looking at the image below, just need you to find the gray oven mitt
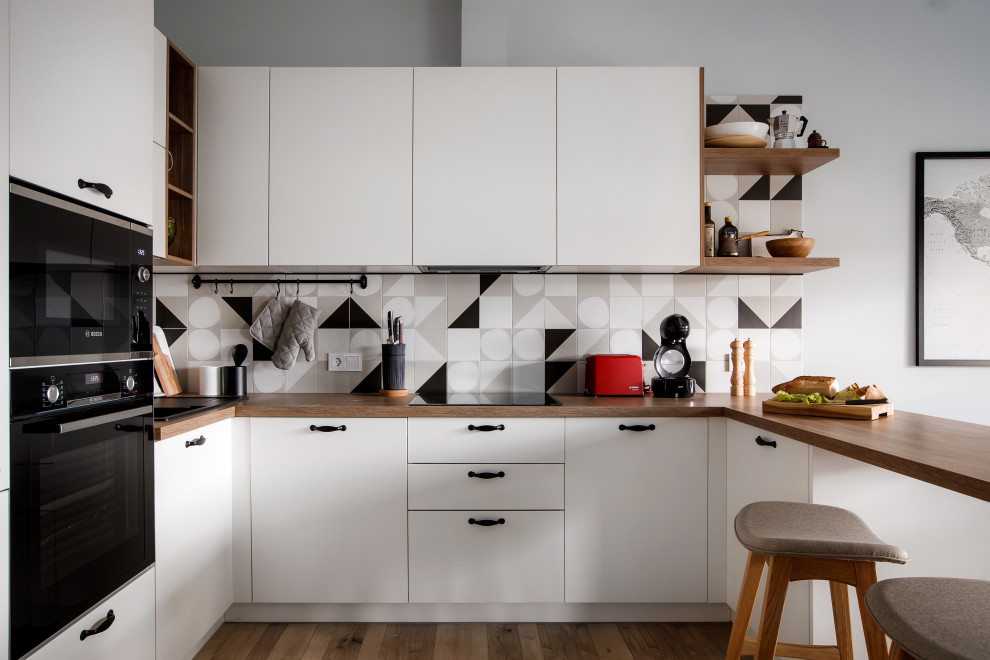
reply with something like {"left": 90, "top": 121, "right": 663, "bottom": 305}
{"left": 250, "top": 297, "right": 291, "bottom": 351}
{"left": 272, "top": 300, "right": 319, "bottom": 370}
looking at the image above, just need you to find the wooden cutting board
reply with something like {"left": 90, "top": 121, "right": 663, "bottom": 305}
{"left": 762, "top": 399, "right": 894, "bottom": 421}
{"left": 153, "top": 332, "right": 183, "bottom": 396}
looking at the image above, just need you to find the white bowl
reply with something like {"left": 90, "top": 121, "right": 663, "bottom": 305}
{"left": 704, "top": 121, "right": 769, "bottom": 139}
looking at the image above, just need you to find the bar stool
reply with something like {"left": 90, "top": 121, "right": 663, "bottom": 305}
{"left": 865, "top": 577, "right": 990, "bottom": 660}
{"left": 726, "top": 501, "right": 909, "bottom": 660}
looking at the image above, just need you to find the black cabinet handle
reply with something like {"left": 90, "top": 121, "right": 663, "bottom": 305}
{"left": 468, "top": 518, "right": 506, "bottom": 526}
{"left": 619, "top": 424, "right": 656, "bottom": 432}
{"left": 310, "top": 424, "right": 347, "bottom": 432}
{"left": 77, "top": 178, "right": 113, "bottom": 199}
{"left": 468, "top": 471, "right": 505, "bottom": 479}
{"left": 114, "top": 423, "right": 144, "bottom": 433}
{"left": 80, "top": 609, "right": 115, "bottom": 640}
{"left": 755, "top": 436, "right": 777, "bottom": 448}
{"left": 467, "top": 424, "right": 504, "bottom": 432}
{"left": 185, "top": 435, "right": 206, "bottom": 448}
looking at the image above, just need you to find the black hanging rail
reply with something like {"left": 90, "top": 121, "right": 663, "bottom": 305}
{"left": 189, "top": 273, "right": 368, "bottom": 294}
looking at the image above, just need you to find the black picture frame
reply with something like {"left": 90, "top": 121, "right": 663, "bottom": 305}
{"left": 916, "top": 151, "right": 990, "bottom": 366}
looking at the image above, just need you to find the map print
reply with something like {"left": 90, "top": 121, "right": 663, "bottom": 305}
{"left": 924, "top": 174, "right": 990, "bottom": 265}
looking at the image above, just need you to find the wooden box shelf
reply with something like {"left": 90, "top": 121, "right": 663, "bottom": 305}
{"left": 685, "top": 256, "right": 840, "bottom": 275}
{"left": 161, "top": 41, "right": 196, "bottom": 265}
{"left": 704, "top": 148, "right": 839, "bottom": 175}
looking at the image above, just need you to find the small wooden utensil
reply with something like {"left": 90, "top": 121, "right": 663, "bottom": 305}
{"left": 736, "top": 230, "right": 770, "bottom": 241}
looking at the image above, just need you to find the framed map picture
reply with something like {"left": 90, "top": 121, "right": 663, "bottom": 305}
{"left": 917, "top": 152, "right": 990, "bottom": 365}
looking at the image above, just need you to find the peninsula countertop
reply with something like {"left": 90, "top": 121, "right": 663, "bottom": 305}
{"left": 154, "top": 393, "right": 990, "bottom": 503}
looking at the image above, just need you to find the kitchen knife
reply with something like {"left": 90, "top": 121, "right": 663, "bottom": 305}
{"left": 387, "top": 311, "right": 393, "bottom": 344}
{"left": 846, "top": 399, "right": 889, "bottom": 405}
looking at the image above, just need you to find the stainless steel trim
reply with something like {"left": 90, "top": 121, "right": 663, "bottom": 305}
{"left": 10, "top": 352, "right": 153, "bottom": 369}
{"left": 26, "top": 405, "right": 153, "bottom": 434}
{"left": 418, "top": 265, "right": 550, "bottom": 274}
{"left": 10, "top": 182, "right": 153, "bottom": 234}
{"left": 66, "top": 392, "right": 122, "bottom": 408}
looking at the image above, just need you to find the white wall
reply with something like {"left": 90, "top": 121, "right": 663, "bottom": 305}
{"left": 493, "top": 0, "right": 990, "bottom": 425}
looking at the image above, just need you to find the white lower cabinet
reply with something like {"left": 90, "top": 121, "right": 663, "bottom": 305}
{"left": 725, "top": 420, "right": 811, "bottom": 643}
{"left": 0, "top": 491, "right": 8, "bottom": 660}
{"left": 409, "top": 511, "right": 564, "bottom": 603}
{"left": 250, "top": 418, "right": 408, "bottom": 603}
{"left": 27, "top": 568, "right": 155, "bottom": 660}
{"left": 155, "top": 421, "right": 233, "bottom": 660}
{"left": 565, "top": 418, "right": 709, "bottom": 603}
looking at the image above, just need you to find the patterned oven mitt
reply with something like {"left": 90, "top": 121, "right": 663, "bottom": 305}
{"left": 250, "top": 297, "right": 291, "bottom": 351}
{"left": 272, "top": 300, "right": 319, "bottom": 370}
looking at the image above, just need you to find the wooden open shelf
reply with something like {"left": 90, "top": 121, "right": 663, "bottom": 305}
{"left": 685, "top": 257, "right": 840, "bottom": 275}
{"left": 704, "top": 148, "right": 840, "bottom": 175}
{"left": 162, "top": 41, "right": 196, "bottom": 265}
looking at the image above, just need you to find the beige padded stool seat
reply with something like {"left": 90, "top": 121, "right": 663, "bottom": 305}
{"left": 866, "top": 578, "right": 990, "bottom": 660}
{"left": 727, "top": 501, "right": 909, "bottom": 660}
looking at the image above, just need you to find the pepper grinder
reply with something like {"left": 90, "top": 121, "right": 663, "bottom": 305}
{"left": 730, "top": 338, "right": 745, "bottom": 396}
{"left": 743, "top": 338, "right": 756, "bottom": 396}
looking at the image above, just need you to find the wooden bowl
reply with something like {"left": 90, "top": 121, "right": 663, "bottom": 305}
{"left": 766, "top": 237, "right": 815, "bottom": 258}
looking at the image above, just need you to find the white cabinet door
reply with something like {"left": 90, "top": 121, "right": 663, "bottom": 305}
{"left": 0, "top": 491, "right": 8, "bottom": 660}
{"left": 413, "top": 67, "right": 556, "bottom": 267}
{"left": 197, "top": 67, "right": 270, "bottom": 266}
{"left": 557, "top": 67, "right": 700, "bottom": 269}
{"left": 565, "top": 417, "right": 708, "bottom": 603}
{"left": 725, "top": 420, "right": 811, "bottom": 643}
{"left": 155, "top": 421, "right": 233, "bottom": 660}
{"left": 250, "top": 418, "right": 408, "bottom": 603}
{"left": 10, "top": 0, "right": 153, "bottom": 223}
{"left": 269, "top": 68, "right": 412, "bottom": 267}
{"left": 27, "top": 568, "right": 156, "bottom": 660}
{"left": 409, "top": 511, "right": 564, "bottom": 603}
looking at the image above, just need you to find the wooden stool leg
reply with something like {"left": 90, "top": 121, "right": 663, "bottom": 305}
{"left": 830, "top": 580, "right": 854, "bottom": 660}
{"left": 889, "top": 642, "right": 916, "bottom": 660}
{"left": 725, "top": 551, "right": 766, "bottom": 660}
{"left": 854, "top": 561, "right": 889, "bottom": 660}
{"left": 756, "top": 555, "right": 793, "bottom": 660}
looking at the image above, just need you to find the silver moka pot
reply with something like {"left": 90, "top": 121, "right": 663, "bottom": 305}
{"left": 768, "top": 110, "right": 808, "bottom": 148}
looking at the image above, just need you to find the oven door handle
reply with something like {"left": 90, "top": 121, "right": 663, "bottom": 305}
{"left": 24, "top": 405, "right": 153, "bottom": 434}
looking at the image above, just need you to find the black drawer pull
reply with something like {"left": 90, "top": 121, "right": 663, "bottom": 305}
{"left": 619, "top": 424, "right": 656, "bottom": 432}
{"left": 468, "top": 517, "right": 506, "bottom": 526}
{"left": 80, "top": 609, "right": 115, "bottom": 640}
{"left": 77, "top": 178, "right": 113, "bottom": 199}
{"left": 310, "top": 424, "right": 347, "bottom": 432}
{"left": 468, "top": 471, "right": 505, "bottom": 479}
{"left": 755, "top": 436, "right": 777, "bottom": 448}
{"left": 468, "top": 424, "right": 504, "bottom": 432}
{"left": 185, "top": 435, "right": 206, "bottom": 448}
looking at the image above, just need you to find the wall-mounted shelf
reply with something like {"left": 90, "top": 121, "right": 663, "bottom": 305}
{"left": 162, "top": 41, "right": 196, "bottom": 265}
{"left": 704, "top": 148, "right": 840, "bottom": 175}
{"left": 685, "top": 257, "right": 840, "bottom": 274}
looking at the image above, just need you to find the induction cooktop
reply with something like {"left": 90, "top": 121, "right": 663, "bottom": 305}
{"left": 409, "top": 392, "right": 562, "bottom": 406}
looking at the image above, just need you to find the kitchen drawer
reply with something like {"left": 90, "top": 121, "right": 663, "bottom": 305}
{"left": 408, "top": 418, "right": 564, "bottom": 463}
{"left": 409, "top": 510, "right": 564, "bottom": 603}
{"left": 408, "top": 464, "right": 564, "bottom": 510}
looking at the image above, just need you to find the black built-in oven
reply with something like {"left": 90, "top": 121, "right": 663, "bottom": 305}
{"left": 9, "top": 360, "right": 155, "bottom": 660}
{"left": 8, "top": 180, "right": 153, "bottom": 367}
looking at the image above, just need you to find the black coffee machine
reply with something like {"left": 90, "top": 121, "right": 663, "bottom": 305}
{"left": 651, "top": 314, "right": 696, "bottom": 398}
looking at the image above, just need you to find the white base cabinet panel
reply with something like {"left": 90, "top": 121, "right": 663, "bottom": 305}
{"left": 565, "top": 418, "right": 708, "bottom": 603}
{"left": 155, "top": 421, "right": 233, "bottom": 660}
{"left": 408, "top": 418, "right": 564, "bottom": 463}
{"left": 0, "top": 491, "right": 7, "bottom": 660}
{"left": 250, "top": 418, "right": 408, "bottom": 603}
{"left": 408, "top": 463, "right": 563, "bottom": 510}
{"left": 409, "top": 510, "right": 564, "bottom": 603}
{"left": 26, "top": 568, "right": 156, "bottom": 660}
{"left": 10, "top": 0, "right": 153, "bottom": 222}
{"left": 413, "top": 67, "right": 556, "bottom": 267}
{"left": 725, "top": 420, "right": 811, "bottom": 643}
{"left": 557, "top": 67, "right": 701, "bottom": 269}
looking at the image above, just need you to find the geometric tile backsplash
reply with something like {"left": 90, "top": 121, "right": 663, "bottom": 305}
{"left": 155, "top": 273, "right": 803, "bottom": 395}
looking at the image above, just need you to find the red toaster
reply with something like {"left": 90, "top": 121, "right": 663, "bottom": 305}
{"left": 585, "top": 354, "right": 644, "bottom": 396}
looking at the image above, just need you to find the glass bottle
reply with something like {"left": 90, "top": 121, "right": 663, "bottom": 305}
{"left": 703, "top": 203, "right": 715, "bottom": 257}
{"left": 717, "top": 216, "right": 739, "bottom": 257}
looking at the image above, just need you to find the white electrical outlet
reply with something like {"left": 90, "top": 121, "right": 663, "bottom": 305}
{"left": 329, "top": 353, "right": 362, "bottom": 371}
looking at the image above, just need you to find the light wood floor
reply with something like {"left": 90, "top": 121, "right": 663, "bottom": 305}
{"left": 193, "top": 622, "right": 733, "bottom": 659}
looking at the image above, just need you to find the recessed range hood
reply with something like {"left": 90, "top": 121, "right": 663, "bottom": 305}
{"left": 418, "top": 265, "right": 550, "bottom": 274}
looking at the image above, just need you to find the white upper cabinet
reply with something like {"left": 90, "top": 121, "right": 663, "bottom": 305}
{"left": 413, "top": 67, "right": 557, "bottom": 267}
{"left": 557, "top": 67, "right": 701, "bottom": 269}
{"left": 197, "top": 67, "right": 271, "bottom": 266}
{"left": 268, "top": 68, "right": 412, "bottom": 267}
{"left": 153, "top": 28, "right": 167, "bottom": 147}
{"left": 10, "top": 0, "right": 153, "bottom": 223}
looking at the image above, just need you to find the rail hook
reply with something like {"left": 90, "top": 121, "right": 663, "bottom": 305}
{"left": 214, "top": 280, "right": 218, "bottom": 294}
{"left": 296, "top": 280, "right": 300, "bottom": 296}
{"left": 229, "top": 279, "right": 234, "bottom": 294}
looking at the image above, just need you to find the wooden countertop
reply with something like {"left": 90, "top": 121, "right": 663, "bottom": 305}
{"left": 154, "top": 393, "right": 990, "bottom": 503}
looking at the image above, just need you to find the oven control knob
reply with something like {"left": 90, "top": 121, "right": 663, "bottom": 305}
{"left": 125, "top": 376, "right": 136, "bottom": 392}
{"left": 136, "top": 266, "right": 151, "bottom": 283}
{"left": 46, "top": 384, "right": 60, "bottom": 404}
